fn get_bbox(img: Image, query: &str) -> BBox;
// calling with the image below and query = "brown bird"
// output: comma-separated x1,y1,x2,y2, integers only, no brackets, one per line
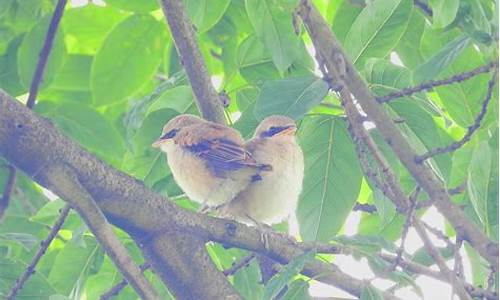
152,114,271,207
220,115,304,225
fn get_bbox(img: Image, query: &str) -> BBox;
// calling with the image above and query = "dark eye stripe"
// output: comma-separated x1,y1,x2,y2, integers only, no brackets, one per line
260,126,288,138
161,129,179,139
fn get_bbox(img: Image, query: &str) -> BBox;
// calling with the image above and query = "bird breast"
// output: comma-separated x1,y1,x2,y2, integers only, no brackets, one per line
226,138,304,225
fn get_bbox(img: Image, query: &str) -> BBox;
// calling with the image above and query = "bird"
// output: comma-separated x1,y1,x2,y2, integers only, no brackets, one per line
219,115,304,226
152,114,271,208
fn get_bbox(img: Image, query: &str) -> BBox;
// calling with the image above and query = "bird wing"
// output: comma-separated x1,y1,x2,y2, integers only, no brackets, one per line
185,138,270,178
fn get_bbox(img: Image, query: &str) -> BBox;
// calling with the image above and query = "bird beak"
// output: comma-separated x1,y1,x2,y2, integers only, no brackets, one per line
278,125,297,136
152,139,163,148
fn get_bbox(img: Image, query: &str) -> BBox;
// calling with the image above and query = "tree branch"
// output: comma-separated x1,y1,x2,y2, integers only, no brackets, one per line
297,0,498,270
416,68,498,162
0,164,16,219
379,254,498,300
0,0,67,221
46,165,160,300
376,61,497,103
158,0,226,124
0,90,397,300
0,90,239,299
223,253,257,277
5,205,70,300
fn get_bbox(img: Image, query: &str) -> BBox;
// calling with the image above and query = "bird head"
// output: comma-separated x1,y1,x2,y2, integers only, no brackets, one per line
152,114,202,148
255,115,298,139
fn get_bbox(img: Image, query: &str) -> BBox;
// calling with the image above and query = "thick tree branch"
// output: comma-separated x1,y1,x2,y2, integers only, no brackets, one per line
46,165,160,300
5,205,70,300
0,91,396,300
158,0,226,124
297,0,498,270
0,91,238,299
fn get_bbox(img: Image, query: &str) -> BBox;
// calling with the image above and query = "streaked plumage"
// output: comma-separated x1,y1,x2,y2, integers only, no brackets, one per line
152,114,270,207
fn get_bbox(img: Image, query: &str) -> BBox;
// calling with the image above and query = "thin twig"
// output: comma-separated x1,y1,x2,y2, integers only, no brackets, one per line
376,62,497,103
448,182,467,195
100,263,151,300
0,164,16,220
353,202,377,213
413,0,433,16
223,253,257,276
5,205,71,300
391,188,420,270
422,222,455,250
414,222,472,300
379,253,498,300
297,0,498,269
0,0,67,221
416,68,498,162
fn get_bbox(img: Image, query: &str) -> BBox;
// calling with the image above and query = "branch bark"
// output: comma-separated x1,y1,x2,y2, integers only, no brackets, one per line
46,165,160,300
0,90,239,299
0,90,396,300
296,0,498,270
0,0,67,220
158,0,226,124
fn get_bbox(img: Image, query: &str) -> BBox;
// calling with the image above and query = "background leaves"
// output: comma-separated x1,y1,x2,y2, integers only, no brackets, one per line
0,0,498,298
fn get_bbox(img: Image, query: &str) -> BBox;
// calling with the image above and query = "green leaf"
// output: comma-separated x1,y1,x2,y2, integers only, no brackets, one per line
48,237,100,295
91,14,166,106
50,54,92,91
0,233,38,250
146,85,195,115
254,75,328,120
17,14,66,89
414,35,470,83
0,36,25,96
237,34,280,83
331,1,363,44
372,190,397,228
0,258,57,299
297,116,363,241
63,4,127,55
365,59,452,181
395,9,425,69
233,259,265,299
281,279,310,300
360,286,384,300
487,129,499,240
123,109,179,185
467,141,491,231
0,0,13,19
105,0,159,12
429,0,459,28
344,0,412,67
245,0,302,72
433,45,490,128
264,250,316,300
36,102,125,162
185,0,231,32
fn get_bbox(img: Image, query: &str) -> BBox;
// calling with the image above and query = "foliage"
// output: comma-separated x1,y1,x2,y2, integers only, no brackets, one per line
0,0,498,299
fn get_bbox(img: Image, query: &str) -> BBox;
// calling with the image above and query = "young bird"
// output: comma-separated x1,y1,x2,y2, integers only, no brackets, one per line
220,115,304,225
152,114,271,207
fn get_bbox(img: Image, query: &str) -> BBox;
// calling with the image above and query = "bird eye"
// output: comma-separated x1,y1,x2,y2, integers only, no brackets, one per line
161,129,179,139
261,126,283,138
